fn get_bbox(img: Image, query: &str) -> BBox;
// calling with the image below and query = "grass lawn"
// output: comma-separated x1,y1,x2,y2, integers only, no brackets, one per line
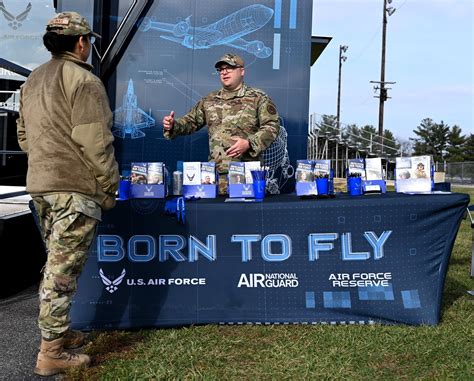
67,187,473,380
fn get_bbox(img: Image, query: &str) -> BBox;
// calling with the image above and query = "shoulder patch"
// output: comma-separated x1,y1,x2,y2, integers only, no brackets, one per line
267,103,277,115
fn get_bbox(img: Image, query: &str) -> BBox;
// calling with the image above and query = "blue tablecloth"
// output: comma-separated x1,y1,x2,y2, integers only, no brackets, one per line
71,192,469,327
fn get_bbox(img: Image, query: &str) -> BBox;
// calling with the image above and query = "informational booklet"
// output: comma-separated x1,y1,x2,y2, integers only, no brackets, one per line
147,162,164,184
183,162,201,185
228,162,246,184
296,160,314,182
201,162,216,184
130,162,147,184
396,155,432,193
410,156,431,179
313,159,331,178
244,161,262,184
347,159,366,180
365,158,383,180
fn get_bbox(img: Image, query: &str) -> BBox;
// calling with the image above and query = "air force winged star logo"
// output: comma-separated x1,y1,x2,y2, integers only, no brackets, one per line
99,269,126,293
0,1,32,30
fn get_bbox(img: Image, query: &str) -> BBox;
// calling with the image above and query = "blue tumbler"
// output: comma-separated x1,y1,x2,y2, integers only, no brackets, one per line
251,170,267,199
348,177,362,196
118,180,131,200
316,178,329,195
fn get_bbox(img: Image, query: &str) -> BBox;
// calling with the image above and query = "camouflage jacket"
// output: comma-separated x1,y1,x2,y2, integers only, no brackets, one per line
17,52,119,210
164,84,280,173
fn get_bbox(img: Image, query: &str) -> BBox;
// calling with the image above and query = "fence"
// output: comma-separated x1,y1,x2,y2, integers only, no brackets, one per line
435,161,474,185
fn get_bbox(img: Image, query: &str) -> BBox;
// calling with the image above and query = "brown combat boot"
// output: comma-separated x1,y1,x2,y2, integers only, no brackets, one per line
34,337,90,376
63,329,85,349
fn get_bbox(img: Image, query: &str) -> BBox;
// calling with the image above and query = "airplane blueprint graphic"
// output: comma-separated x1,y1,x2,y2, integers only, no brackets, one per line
112,79,155,139
139,4,273,58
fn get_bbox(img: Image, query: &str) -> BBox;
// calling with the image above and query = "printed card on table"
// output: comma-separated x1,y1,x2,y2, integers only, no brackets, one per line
183,162,201,185
244,161,261,184
365,158,383,180
131,162,147,184
296,160,314,182
147,162,164,184
229,162,246,184
201,162,216,184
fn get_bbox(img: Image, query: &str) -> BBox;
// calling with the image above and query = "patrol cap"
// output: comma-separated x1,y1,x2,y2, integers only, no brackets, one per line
214,53,244,68
46,12,101,39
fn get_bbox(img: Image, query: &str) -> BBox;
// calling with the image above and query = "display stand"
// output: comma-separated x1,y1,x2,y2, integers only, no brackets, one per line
362,180,386,194
228,184,255,198
130,183,167,198
296,173,334,197
183,184,217,198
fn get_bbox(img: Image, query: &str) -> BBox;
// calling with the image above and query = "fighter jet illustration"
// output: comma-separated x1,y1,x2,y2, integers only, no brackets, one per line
139,4,273,59
112,79,155,139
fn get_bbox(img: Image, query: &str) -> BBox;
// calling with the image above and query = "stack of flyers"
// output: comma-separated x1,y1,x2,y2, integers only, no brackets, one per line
201,162,216,184
131,162,147,184
396,156,431,180
296,160,314,182
244,161,261,184
147,162,164,184
395,157,412,180
183,162,201,185
365,158,383,180
313,159,331,178
347,159,365,179
395,155,432,193
411,156,431,179
229,162,245,184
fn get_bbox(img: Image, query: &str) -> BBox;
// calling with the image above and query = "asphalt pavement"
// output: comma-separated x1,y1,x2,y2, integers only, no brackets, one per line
0,283,59,381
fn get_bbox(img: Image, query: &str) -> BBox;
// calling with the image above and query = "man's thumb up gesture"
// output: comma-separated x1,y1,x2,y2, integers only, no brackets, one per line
163,110,175,131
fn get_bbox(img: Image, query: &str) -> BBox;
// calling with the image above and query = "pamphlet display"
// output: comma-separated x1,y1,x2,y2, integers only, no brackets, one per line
347,158,386,194
363,158,386,193
295,159,333,196
147,162,164,184
228,161,262,198
201,162,216,185
183,162,217,198
295,160,314,182
130,162,167,198
130,162,148,184
347,159,366,180
183,162,201,185
365,158,383,181
395,155,433,193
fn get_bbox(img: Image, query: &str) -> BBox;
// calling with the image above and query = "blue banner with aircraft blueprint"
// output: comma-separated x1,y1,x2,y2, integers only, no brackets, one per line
70,193,469,327
109,0,312,191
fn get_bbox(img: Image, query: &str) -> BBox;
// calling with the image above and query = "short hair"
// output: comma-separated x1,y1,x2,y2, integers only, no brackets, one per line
43,31,83,54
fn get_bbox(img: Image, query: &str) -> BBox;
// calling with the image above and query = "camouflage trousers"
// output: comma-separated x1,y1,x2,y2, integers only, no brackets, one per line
33,193,99,340
218,174,228,195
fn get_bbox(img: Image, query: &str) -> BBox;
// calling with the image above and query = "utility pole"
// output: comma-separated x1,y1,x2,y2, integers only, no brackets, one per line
371,0,396,155
336,45,348,177
337,45,348,138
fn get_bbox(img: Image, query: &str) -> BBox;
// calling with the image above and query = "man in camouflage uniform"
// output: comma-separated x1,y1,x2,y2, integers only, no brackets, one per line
16,12,119,376
163,53,280,193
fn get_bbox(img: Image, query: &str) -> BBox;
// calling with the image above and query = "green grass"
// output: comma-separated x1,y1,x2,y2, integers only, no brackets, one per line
66,187,473,380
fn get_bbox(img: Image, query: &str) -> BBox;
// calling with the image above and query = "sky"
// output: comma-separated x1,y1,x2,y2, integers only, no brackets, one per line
310,0,474,141
1,0,472,143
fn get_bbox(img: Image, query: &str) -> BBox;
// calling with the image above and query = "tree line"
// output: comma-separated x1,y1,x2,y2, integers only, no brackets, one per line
411,118,473,162
314,114,473,162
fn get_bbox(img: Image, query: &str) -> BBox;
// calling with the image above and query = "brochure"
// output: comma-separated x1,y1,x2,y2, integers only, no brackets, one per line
296,160,314,182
